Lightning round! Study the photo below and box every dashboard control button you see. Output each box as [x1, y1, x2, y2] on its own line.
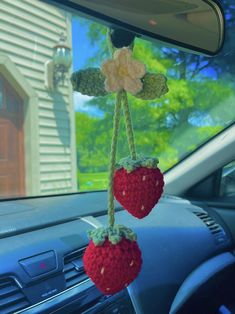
[19, 251, 56, 277]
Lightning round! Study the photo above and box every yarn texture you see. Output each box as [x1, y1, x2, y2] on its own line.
[116, 155, 159, 172]
[87, 224, 137, 246]
[101, 47, 146, 95]
[83, 89, 142, 294]
[83, 238, 142, 295]
[73, 37, 169, 295]
[114, 167, 164, 219]
[70, 70, 168, 100]
[136, 72, 168, 100]
[71, 68, 107, 96]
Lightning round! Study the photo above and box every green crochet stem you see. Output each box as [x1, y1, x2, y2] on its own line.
[108, 91, 122, 227]
[108, 90, 138, 227]
[122, 91, 137, 160]
[107, 35, 137, 227]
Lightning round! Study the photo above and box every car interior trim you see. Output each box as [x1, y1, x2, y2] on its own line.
[15, 278, 92, 314]
[170, 252, 235, 313]
[80, 216, 104, 229]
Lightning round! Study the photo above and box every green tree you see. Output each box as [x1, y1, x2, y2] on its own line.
[74, 10, 235, 189]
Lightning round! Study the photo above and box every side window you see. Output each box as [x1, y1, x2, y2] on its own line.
[220, 161, 235, 198]
[184, 160, 235, 202]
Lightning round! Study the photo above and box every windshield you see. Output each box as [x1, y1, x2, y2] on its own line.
[0, 0, 234, 198]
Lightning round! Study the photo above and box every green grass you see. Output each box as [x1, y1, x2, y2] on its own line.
[77, 172, 108, 191]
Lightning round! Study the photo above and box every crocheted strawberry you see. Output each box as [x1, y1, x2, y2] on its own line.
[83, 225, 142, 295]
[114, 156, 164, 218]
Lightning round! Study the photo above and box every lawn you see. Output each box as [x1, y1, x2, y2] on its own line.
[77, 172, 108, 191]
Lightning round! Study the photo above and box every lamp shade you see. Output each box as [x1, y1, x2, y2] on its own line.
[53, 45, 72, 68]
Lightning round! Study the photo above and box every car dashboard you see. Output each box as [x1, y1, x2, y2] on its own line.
[0, 193, 234, 314]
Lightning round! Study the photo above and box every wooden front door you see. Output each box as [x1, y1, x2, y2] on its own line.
[0, 75, 25, 198]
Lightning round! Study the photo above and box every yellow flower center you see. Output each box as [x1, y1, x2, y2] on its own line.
[118, 66, 128, 78]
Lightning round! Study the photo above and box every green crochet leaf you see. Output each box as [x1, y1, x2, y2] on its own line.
[116, 155, 159, 173]
[70, 68, 108, 97]
[136, 73, 168, 100]
[88, 225, 137, 246]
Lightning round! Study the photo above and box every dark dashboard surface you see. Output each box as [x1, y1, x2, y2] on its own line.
[0, 193, 233, 314]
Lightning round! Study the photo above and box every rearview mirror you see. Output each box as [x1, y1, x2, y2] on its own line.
[49, 0, 225, 55]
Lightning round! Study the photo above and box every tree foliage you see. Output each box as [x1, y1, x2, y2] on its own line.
[75, 3, 235, 177]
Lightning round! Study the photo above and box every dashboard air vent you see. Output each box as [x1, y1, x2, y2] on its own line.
[63, 247, 88, 289]
[0, 278, 30, 314]
[194, 211, 227, 244]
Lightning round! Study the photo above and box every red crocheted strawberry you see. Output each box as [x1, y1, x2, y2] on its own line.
[83, 225, 142, 295]
[114, 156, 164, 218]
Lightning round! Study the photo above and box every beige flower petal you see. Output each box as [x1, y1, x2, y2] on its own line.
[123, 77, 143, 95]
[114, 47, 132, 67]
[105, 77, 123, 93]
[101, 60, 117, 76]
[128, 60, 146, 79]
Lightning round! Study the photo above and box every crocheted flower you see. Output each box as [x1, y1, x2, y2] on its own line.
[101, 47, 146, 95]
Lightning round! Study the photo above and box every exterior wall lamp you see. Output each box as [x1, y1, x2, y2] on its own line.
[45, 33, 72, 90]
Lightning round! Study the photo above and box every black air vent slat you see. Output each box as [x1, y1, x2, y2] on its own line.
[209, 224, 220, 230]
[0, 278, 30, 314]
[212, 229, 223, 235]
[63, 263, 75, 273]
[0, 281, 12, 289]
[0, 300, 30, 314]
[64, 267, 86, 280]
[196, 213, 207, 217]
[65, 273, 88, 289]
[63, 248, 88, 289]
[193, 211, 227, 244]
[72, 259, 84, 270]
[0, 284, 19, 298]
[64, 269, 81, 281]
[0, 292, 25, 307]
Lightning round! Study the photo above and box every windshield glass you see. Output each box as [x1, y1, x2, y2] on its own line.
[0, 0, 234, 198]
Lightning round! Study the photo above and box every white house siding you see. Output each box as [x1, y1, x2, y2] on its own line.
[0, 0, 77, 195]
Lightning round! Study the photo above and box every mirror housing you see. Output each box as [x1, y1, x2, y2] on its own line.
[47, 0, 225, 55]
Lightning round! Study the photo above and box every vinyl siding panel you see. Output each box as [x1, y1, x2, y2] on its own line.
[0, 0, 76, 195]
[2, 0, 67, 29]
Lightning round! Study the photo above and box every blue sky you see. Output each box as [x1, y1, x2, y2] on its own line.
[72, 17, 103, 115]
[72, 18, 93, 71]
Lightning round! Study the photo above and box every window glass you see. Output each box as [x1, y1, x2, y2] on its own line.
[0, 0, 234, 198]
[220, 161, 235, 198]
[73, 3, 235, 191]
